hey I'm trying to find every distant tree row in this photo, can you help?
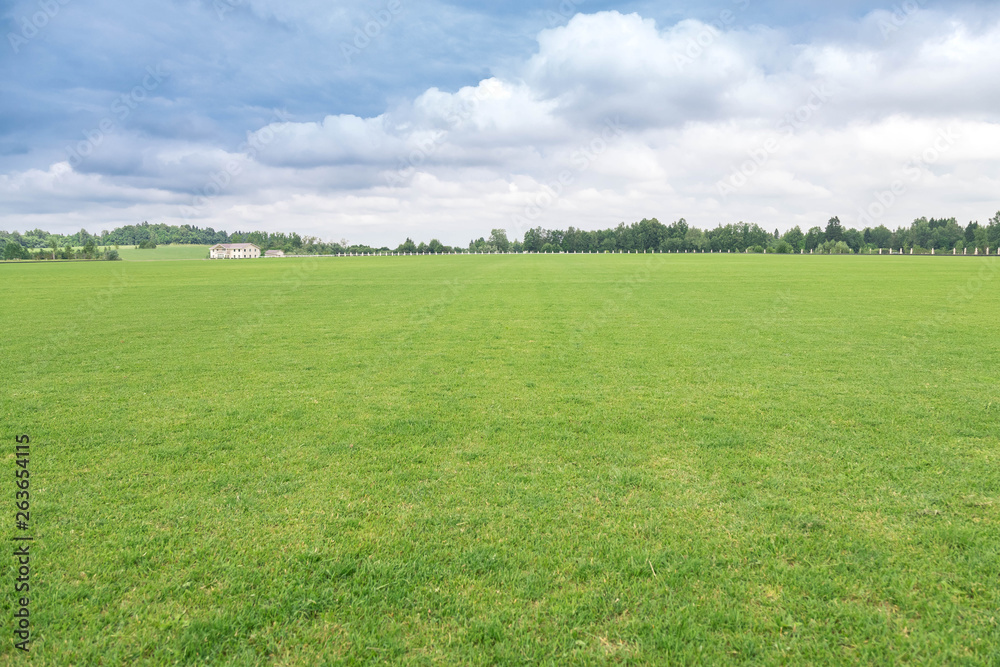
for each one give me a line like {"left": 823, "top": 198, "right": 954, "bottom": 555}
{"left": 3, "top": 212, "right": 999, "bottom": 259}
{"left": 476, "top": 213, "right": 1000, "bottom": 255}
{"left": 0, "top": 221, "right": 228, "bottom": 249}
{"left": 3, "top": 237, "right": 119, "bottom": 261}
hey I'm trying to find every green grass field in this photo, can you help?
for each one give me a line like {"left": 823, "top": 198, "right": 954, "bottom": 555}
{"left": 2, "top": 255, "right": 999, "bottom": 664}
{"left": 112, "top": 244, "right": 212, "bottom": 261}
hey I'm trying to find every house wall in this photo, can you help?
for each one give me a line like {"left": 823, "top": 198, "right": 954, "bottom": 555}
{"left": 211, "top": 246, "right": 260, "bottom": 259}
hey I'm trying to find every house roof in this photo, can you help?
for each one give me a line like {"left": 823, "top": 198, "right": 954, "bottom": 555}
{"left": 212, "top": 243, "right": 260, "bottom": 250}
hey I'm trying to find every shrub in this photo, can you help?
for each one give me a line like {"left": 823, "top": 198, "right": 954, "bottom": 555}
{"left": 816, "top": 240, "right": 853, "bottom": 255}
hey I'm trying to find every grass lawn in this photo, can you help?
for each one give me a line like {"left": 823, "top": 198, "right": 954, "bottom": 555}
{"left": 112, "top": 244, "right": 212, "bottom": 261}
{"left": 1, "top": 254, "right": 999, "bottom": 664}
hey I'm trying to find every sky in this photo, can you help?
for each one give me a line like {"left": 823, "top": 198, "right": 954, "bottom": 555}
{"left": 1, "top": 0, "right": 998, "bottom": 245}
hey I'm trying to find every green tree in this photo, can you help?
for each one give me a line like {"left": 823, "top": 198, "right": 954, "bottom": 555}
{"left": 489, "top": 229, "right": 510, "bottom": 252}
{"left": 989, "top": 212, "right": 1000, "bottom": 248}
{"left": 3, "top": 240, "right": 28, "bottom": 260}
{"left": 910, "top": 218, "right": 932, "bottom": 249}
{"left": 781, "top": 226, "right": 805, "bottom": 251}
{"left": 965, "top": 221, "right": 979, "bottom": 244}
{"left": 843, "top": 229, "right": 864, "bottom": 253}
{"left": 973, "top": 226, "right": 988, "bottom": 252}
{"left": 523, "top": 227, "right": 544, "bottom": 253}
{"left": 685, "top": 227, "right": 707, "bottom": 251}
{"left": 815, "top": 240, "right": 851, "bottom": 255}
{"left": 825, "top": 216, "right": 844, "bottom": 243}
{"left": 868, "top": 225, "right": 892, "bottom": 249}
{"left": 804, "top": 227, "right": 824, "bottom": 251}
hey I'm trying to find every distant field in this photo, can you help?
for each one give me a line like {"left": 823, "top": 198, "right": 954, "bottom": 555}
{"left": 2, "top": 255, "right": 999, "bottom": 664}
{"left": 112, "top": 244, "right": 211, "bottom": 261}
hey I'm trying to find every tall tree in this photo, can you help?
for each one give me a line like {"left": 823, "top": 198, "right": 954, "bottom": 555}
{"left": 825, "top": 216, "right": 844, "bottom": 243}
{"left": 489, "top": 229, "right": 510, "bottom": 252}
{"left": 522, "top": 227, "right": 543, "bottom": 253}
{"left": 868, "top": 225, "right": 892, "bottom": 249}
{"left": 965, "top": 221, "right": 980, "bottom": 243}
{"left": 804, "top": 227, "right": 824, "bottom": 251}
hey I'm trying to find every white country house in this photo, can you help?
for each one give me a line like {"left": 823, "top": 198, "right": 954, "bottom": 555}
{"left": 210, "top": 243, "right": 261, "bottom": 259}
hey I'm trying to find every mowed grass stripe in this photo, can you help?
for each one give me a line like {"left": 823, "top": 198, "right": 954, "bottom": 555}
{"left": 1, "top": 254, "right": 998, "bottom": 664}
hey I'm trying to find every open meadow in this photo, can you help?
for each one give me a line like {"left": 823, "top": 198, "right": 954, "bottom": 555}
{"left": 111, "top": 245, "right": 212, "bottom": 261}
{"left": 2, "top": 254, "right": 999, "bottom": 664}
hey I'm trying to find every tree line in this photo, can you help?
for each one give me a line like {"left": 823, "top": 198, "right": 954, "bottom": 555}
{"left": 0, "top": 222, "right": 228, "bottom": 250}
{"left": 2, "top": 237, "right": 119, "bottom": 261}
{"left": 3, "top": 212, "right": 999, "bottom": 260}
{"left": 486, "top": 213, "right": 1000, "bottom": 255}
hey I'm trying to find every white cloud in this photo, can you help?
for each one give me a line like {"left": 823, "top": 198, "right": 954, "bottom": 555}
{"left": 3, "top": 8, "right": 1000, "bottom": 244}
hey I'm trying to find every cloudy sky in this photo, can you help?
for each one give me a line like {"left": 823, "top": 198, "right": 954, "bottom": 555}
{"left": 1, "top": 0, "right": 998, "bottom": 245}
